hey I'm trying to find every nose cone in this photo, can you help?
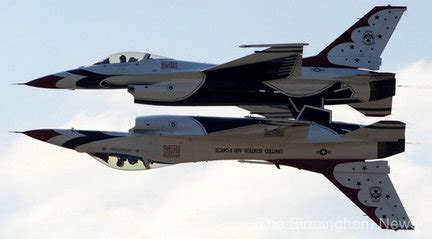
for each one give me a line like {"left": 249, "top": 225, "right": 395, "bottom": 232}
{"left": 22, "top": 129, "right": 62, "bottom": 142}
{"left": 25, "top": 75, "right": 63, "bottom": 88}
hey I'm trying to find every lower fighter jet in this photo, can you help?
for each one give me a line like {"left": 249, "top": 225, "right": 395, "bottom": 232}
{"left": 20, "top": 107, "right": 413, "bottom": 230}
{"left": 24, "top": 6, "right": 406, "bottom": 117}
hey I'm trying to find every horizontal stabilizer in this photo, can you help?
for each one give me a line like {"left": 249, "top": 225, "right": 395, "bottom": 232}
{"left": 272, "top": 159, "right": 414, "bottom": 230}
{"left": 349, "top": 97, "right": 393, "bottom": 117}
{"left": 344, "top": 120, "right": 405, "bottom": 158}
{"left": 345, "top": 120, "right": 404, "bottom": 141}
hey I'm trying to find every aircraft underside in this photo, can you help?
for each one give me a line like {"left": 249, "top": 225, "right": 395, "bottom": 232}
{"left": 19, "top": 5, "right": 413, "bottom": 231}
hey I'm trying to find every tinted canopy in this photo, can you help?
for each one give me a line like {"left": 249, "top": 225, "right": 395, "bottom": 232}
{"left": 93, "top": 52, "right": 169, "bottom": 65}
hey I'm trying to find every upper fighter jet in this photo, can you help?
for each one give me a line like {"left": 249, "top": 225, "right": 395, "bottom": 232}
{"left": 19, "top": 107, "right": 413, "bottom": 230}
{"left": 25, "top": 6, "right": 406, "bottom": 118}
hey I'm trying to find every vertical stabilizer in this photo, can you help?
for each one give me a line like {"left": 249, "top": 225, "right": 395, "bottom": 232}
{"left": 303, "top": 6, "right": 406, "bottom": 70}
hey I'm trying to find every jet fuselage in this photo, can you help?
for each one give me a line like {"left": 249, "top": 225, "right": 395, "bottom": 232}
{"left": 22, "top": 115, "right": 405, "bottom": 171}
{"left": 28, "top": 59, "right": 395, "bottom": 114}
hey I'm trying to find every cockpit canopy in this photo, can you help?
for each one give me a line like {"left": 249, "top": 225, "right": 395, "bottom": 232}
{"left": 90, "top": 152, "right": 172, "bottom": 170}
{"left": 93, "top": 52, "right": 170, "bottom": 65}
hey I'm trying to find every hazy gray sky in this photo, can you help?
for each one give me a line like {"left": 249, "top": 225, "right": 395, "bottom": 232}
{"left": 1, "top": 0, "right": 431, "bottom": 238}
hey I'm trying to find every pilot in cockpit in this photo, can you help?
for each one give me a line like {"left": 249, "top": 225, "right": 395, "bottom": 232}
{"left": 128, "top": 57, "right": 138, "bottom": 62}
{"left": 119, "top": 55, "right": 127, "bottom": 63}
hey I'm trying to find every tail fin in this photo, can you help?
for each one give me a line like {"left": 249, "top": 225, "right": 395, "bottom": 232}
{"left": 303, "top": 6, "right": 406, "bottom": 70}
{"left": 272, "top": 159, "right": 414, "bottom": 230}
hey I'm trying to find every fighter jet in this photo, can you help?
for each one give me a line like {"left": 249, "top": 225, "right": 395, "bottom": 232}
{"left": 24, "top": 6, "right": 406, "bottom": 118}
{"left": 20, "top": 107, "right": 413, "bottom": 230}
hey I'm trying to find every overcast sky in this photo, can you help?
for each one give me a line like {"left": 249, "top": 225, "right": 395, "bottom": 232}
{"left": 1, "top": 0, "right": 431, "bottom": 238}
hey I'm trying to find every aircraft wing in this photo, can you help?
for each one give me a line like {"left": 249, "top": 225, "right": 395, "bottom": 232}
{"left": 270, "top": 159, "right": 414, "bottom": 230}
{"left": 204, "top": 43, "right": 307, "bottom": 81}
{"left": 207, "top": 120, "right": 309, "bottom": 139}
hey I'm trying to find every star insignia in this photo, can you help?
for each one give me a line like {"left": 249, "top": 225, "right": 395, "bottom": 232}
{"left": 355, "top": 58, "right": 359, "bottom": 63}
{"left": 378, "top": 34, "right": 383, "bottom": 39}
{"left": 316, "top": 148, "right": 330, "bottom": 156}
{"left": 349, "top": 44, "right": 354, "bottom": 49}
{"left": 362, "top": 166, "right": 367, "bottom": 171}
{"left": 385, "top": 194, "right": 391, "bottom": 199}
{"left": 356, "top": 181, "right": 362, "bottom": 186}
{"left": 375, "top": 15, "right": 380, "bottom": 19}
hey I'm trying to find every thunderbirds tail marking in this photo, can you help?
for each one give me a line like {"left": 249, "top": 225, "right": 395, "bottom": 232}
{"left": 272, "top": 160, "right": 413, "bottom": 230}
{"left": 303, "top": 6, "right": 406, "bottom": 70}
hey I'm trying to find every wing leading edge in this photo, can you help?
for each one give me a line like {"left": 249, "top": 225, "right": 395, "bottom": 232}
{"left": 204, "top": 43, "right": 307, "bottom": 82}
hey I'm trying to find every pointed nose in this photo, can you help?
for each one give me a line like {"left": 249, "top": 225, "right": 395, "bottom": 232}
{"left": 22, "top": 129, "right": 61, "bottom": 142}
{"left": 25, "top": 75, "right": 63, "bottom": 88}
